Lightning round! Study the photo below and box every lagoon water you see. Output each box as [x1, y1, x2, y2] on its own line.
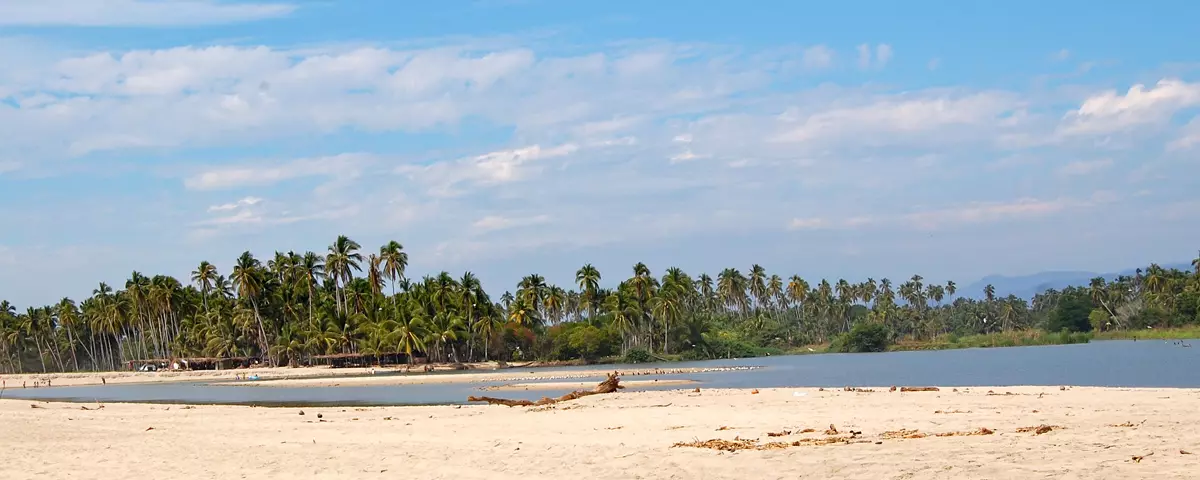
[5, 340, 1198, 406]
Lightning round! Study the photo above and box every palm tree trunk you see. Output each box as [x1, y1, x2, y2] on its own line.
[65, 324, 80, 371]
[33, 334, 48, 373]
[250, 298, 271, 366]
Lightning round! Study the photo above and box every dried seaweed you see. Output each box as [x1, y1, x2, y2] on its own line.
[1016, 425, 1062, 435]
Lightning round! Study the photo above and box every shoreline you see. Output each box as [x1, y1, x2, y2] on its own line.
[0, 364, 758, 390]
[4, 386, 1198, 479]
[3, 332, 1196, 389]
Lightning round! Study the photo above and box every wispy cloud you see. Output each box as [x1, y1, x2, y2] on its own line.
[184, 154, 372, 190]
[787, 194, 1116, 231]
[207, 196, 263, 212]
[1058, 158, 1113, 176]
[0, 0, 296, 27]
[396, 143, 582, 197]
[472, 214, 551, 232]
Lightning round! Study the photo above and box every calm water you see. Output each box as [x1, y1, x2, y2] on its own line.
[5, 340, 1198, 406]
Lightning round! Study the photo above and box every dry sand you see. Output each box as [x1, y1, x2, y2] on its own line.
[3, 386, 1199, 479]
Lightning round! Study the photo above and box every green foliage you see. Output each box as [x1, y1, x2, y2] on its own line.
[546, 323, 617, 361]
[623, 348, 652, 364]
[1089, 309, 1111, 332]
[2, 235, 1198, 375]
[830, 322, 891, 353]
[1045, 288, 1093, 333]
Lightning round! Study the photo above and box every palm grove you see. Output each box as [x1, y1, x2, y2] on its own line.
[2, 237, 1199, 374]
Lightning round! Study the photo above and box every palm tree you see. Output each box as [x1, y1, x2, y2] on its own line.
[747, 264, 768, 312]
[191, 261, 218, 313]
[299, 252, 325, 328]
[326, 235, 363, 315]
[379, 241, 409, 302]
[717, 268, 747, 314]
[231, 251, 270, 364]
[575, 264, 601, 318]
[366, 254, 385, 298]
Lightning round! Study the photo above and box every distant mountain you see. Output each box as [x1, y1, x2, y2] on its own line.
[962, 262, 1191, 300]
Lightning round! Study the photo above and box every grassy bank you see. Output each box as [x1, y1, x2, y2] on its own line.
[1092, 326, 1200, 341]
[888, 330, 1092, 352]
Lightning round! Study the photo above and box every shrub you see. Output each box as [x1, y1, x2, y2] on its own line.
[831, 323, 891, 353]
[1045, 288, 1093, 333]
[624, 348, 652, 364]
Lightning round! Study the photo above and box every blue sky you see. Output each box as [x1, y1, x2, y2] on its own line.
[2, 0, 1199, 308]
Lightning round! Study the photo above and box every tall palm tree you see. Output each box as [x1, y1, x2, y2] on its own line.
[575, 264, 602, 318]
[747, 264, 768, 311]
[299, 252, 325, 328]
[191, 261, 218, 313]
[325, 235, 363, 315]
[231, 251, 270, 364]
[366, 254, 385, 298]
[717, 268, 748, 314]
[379, 241, 409, 302]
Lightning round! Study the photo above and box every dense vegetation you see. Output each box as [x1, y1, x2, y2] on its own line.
[1, 237, 1198, 374]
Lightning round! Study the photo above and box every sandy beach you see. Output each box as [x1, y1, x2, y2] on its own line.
[2, 385, 1198, 479]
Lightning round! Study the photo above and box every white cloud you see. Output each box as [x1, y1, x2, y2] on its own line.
[788, 217, 828, 230]
[856, 44, 871, 69]
[1, 43, 779, 161]
[184, 154, 371, 190]
[669, 150, 707, 163]
[772, 92, 1020, 144]
[1168, 117, 1200, 150]
[855, 43, 891, 69]
[397, 143, 584, 197]
[1053, 49, 1071, 61]
[0, 0, 295, 26]
[927, 58, 941, 71]
[1058, 158, 1113, 176]
[1059, 78, 1200, 136]
[207, 196, 263, 212]
[876, 44, 893, 67]
[472, 214, 551, 232]
[802, 45, 835, 70]
[786, 194, 1114, 231]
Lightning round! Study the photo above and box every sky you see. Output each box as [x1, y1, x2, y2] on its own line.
[1, 0, 1199, 308]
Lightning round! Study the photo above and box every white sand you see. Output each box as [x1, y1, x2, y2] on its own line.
[3, 386, 1198, 479]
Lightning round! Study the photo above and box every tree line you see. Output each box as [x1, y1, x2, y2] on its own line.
[2, 237, 1198, 373]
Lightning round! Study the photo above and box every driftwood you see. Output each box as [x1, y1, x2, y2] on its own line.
[467, 372, 624, 407]
[899, 386, 940, 392]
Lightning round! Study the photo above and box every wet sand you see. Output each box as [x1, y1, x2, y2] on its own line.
[2, 386, 1198, 479]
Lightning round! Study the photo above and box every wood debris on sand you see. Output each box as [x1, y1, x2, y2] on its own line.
[467, 372, 624, 407]
[1016, 425, 1063, 435]
[899, 386, 940, 392]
